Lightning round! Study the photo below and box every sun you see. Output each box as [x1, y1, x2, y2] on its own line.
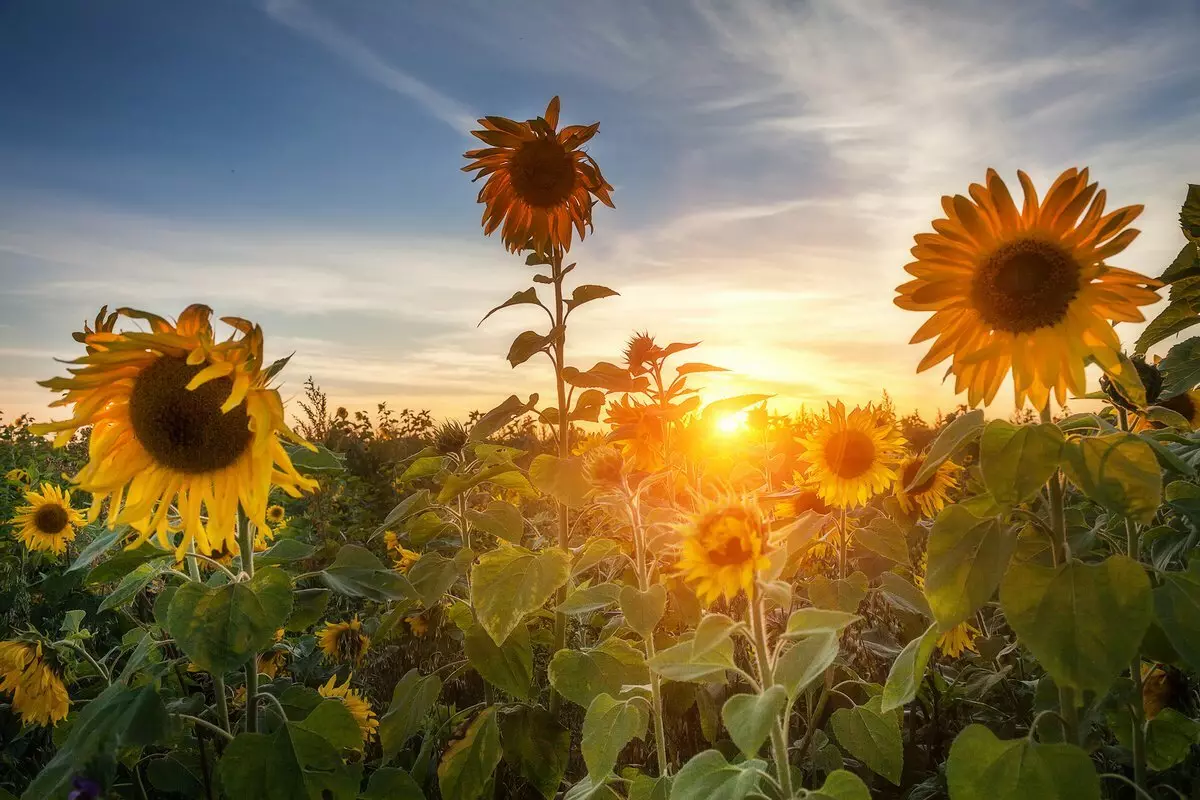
[715, 411, 748, 435]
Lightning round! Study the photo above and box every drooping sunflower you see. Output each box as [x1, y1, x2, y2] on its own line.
[392, 547, 420, 574]
[265, 504, 287, 527]
[29, 305, 319, 558]
[775, 483, 831, 518]
[676, 498, 772, 605]
[12, 483, 84, 555]
[936, 621, 981, 659]
[800, 402, 906, 508]
[256, 628, 287, 679]
[462, 96, 614, 254]
[0, 640, 70, 726]
[1157, 391, 1200, 428]
[893, 456, 958, 519]
[318, 618, 370, 666]
[318, 673, 379, 744]
[5, 467, 31, 484]
[896, 167, 1161, 409]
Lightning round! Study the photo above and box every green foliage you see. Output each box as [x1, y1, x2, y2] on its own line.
[830, 696, 902, 785]
[471, 544, 570, 645]
[925, 504, 1015, 628]
[437, 708, 503, 800]
[946, 724, 1099, 800]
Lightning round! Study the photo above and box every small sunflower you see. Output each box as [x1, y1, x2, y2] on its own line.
[12, 483, 84, 555]
[5, 467, 31, 484]
[800, 402, 906, 508]
[583, 445, 627, 491]
[676, 499, 772, 605]
[1157, 391, 1200, 428]
[462, 96, 614, 254]
[431, 421, 469, 457]
[604, 396, 665, 472]
[318, 618, 370, 666]
[775, 484, 830, 518]
[896, 168, 1161, 409]
[318, 673, 378, 744]
[393, 547, 421, 574]
[30, 305, 318, 558]
[893, 456, 958, 518]
[406, 614, 430, 638]
[265, 504, 287, 527]
[936, 621, 981, 659]
[572, 431, 608, 456]
[0, 640, 70, 726]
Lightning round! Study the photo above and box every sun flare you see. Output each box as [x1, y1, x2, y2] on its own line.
[715, 411, 748, 435]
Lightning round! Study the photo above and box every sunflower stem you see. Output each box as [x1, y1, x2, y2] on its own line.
[1117, 407, 1149, 791]
[1040, 404, 1079, 743]
[838, 507, 848, 580]
[626, 481, 669, 775]
[237, 512, 259, 734]
[749, 587, 794, 798]
[187, 543, 233, 735]
[548, 245, 572, 718]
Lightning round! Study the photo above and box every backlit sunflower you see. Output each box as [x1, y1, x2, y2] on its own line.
[800, 402, 906, 508]
[774, 484, 830, 518]
[30, 305, 318, 558]
[676, 498, 771, 605]
[462, 96, 614, 254]
[572, 431, 608, 456]
[0, 640, 70, 726]
[896, 168, 1161, 409]
[318, 618, 370, 666]
[265, 504, 287, 527]
[5, 467, 31, 484]
[893, 456, 958, 518]
[393, 547, 420, 574]
[604, 396, 666, 472]
[1157, 391, 1200, 428]
[12, 483, 84, 555]
[318, 674, 378, 744]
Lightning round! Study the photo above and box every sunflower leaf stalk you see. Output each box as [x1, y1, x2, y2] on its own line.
[748, 585, 795, 799]
[1116, 406, 1148, 792]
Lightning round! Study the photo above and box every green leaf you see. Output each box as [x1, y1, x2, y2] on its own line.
[466, 501, 524, 543]
[809, 770, 871, 800]
[256, 537, 316, 566]
[776, 631, 839, 700]
[408, 552, 463, 608]
[438, 707, 503, 800]
[379, 490, 433, 531]
[1158, 241, 1200, 283]
[168, 566, 293, 674]
[219, 718, 361, 800]
[721, 686, 787, 758]
[469, 394, 539, 441]
[566, 284, 619, 314]
[571, 538, 622, 578]
[675, 362, 728, 376]
[1100, 350, 1149, 409]
[570, 389, 607, 423]
[286, 588, 330, 632]
[1001, 555, 1152, 693]
[881, 623, 939, 713]
[1153, 560, 1200, 672]
[946, 723, 1100, 800]
[878, 572, 933, 618]
[362, 768, 426, 800]
[907, 409, 985, 489]
[438, 463, 521, 505]
[465, 622, 533, 700]
[853, 516, 910, 565]
[320, 544, 416, 603]
[85, 542, 169, 585]
[1144, 708, 1200, 771]
[380, 668, 443, 763]
[401, 455, 446, 483]
[472, 544, 570, 645]
[925, 504, 1015, 628]
[620, 584, 667, 639]
[295, 699, 363, 752]
[702, 393, 773, 419]
[808, 571, 868, 613]
[564, 776, 623, 800]
[67, 528, 124, 572]
[668, 750, 764, 800]
[287, 442, 345, 476]
[979, 421, 1065, 505]
[404, 510, 455, 547]
[557, 583, 622, 616]
[692, 613, 739, 657]
[529, 454, 590, 507]
[1159, 337, 1200, 397]
[1181, 184, 1200, 242]
[99, 561, 164, 612]
[647, 637, 736, 682]
[830, 697, 902, 785]
[499, 705, 570, 800]
[784, 608, 860, 637]
[479, 288, 543, 326]
[582, 693, 649, 780]
[1062, 433, 1163, 524]
[548, 637, 648, 708]
[1136, 301, 1200, 355]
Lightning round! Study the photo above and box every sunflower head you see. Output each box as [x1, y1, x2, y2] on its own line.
[318, 618, 370, 666]
[936, 621, 980, 659]
[432, 421, 469, 457]
[584, 445, 627, 491]
[393, 547, 421, 574]
[571, 431, 608, 456]
[799, 402, 906, 508]
[1158, 391, 1200, 428]
[265, 504, 287, 527]
[0, 639, 70, 726]
[406, 614, 430, 638]
[624, 332, 660, 376]
[12, 483, 84, 556]
[462, 96, 614, 254]
[676, 498, 771, 605]
[896, 168, 1161, 409]
[894, 456, 958, 518]
[318, 673, 378, 744]
[29, 305, 318, 558]
[776, 484, 830, 518]
[1099, 356, 1163, 412]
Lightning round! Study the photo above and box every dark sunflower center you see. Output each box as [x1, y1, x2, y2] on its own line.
[793, 491, 829, 516]
[1160, 393, 1197, 424]
[971, 238, 1082, 334]
[33, 504, 69, 534]
[710, 532, 752, 566]
[129, 355, 253, 475]
[338, 631, 364, 660]
[901, 459, 937, 495]
[825, 430, 876, 479]
[510, 137, 576, 208]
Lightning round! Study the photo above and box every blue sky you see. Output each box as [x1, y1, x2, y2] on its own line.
[2, 0, 1198, 424]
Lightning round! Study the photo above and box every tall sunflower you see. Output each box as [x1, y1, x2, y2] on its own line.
[896, 168, 1161, 409]
[462, 96, 614, 254]
[0, 640, 70, 726]
[676, 498, 771, 605]
[12, 483, 84, 555]
[893, 456, 958, 518]
[318, 618, 370, 666]
[800, 402, 906, 508]
[318, 674, 378, 744]
[29, 305, 318, 558]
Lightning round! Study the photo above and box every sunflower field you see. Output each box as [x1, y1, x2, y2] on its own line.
[3, 96, 1200, 800]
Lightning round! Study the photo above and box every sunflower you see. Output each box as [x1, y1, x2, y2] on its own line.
[775, 484, 830, 518]
[676, 499, 772, 605]
[393, 547, 420, 574]
[318, 674, 378, 744]
[5, 467, 31, 484]
[406, 614, 430, 638]
[382, 530, 401, 555]
[0, 640, 70, 726]
[604, 396, 666, 472]
[572, 431, 608, 456]
[1157, 391, 1200, 428]
[29, 305, 319, 558]
[265, 504, 287, 527]
[895, 168, 1161, 409]
[799, 402, 906, 508]
[893, 456, 958, 518]
[462, 96, 614, 255]
[936, 621, 981, 659]
[257, 629, 288, 679]
[318, 618, 370, 666]
[12, 483, 84, 555]
[583, 445, 627, 490]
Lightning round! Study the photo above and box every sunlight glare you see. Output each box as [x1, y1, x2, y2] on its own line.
[715, 410, 748, 435]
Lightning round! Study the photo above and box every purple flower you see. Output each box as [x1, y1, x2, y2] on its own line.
[68, 776, 102, 800]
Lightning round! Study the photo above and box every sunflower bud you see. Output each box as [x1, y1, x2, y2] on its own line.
[432, 421, 469, 456]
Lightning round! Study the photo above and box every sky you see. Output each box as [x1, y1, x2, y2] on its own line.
[2, 0, 1199, 427]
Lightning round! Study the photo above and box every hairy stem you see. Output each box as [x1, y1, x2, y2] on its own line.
[628, 486, 669, 774]
[548, 245, 571, 717]
[749, 589, 794, 798]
